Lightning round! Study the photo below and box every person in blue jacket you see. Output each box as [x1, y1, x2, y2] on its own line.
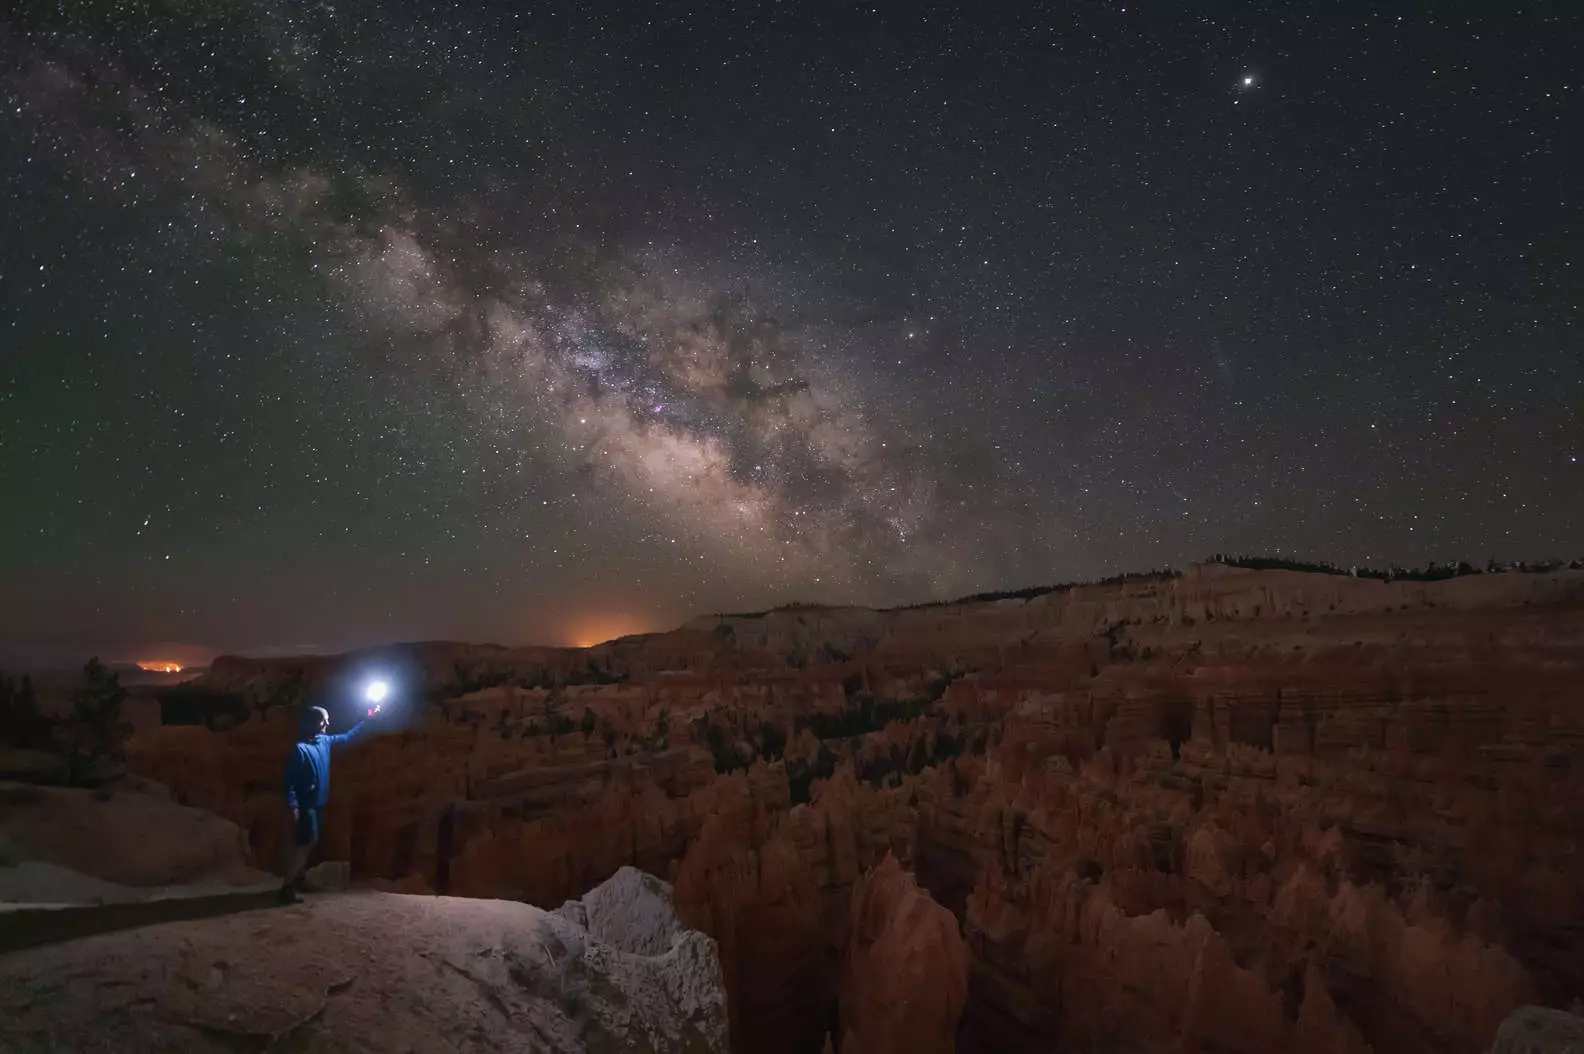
[279, 702, 379, 903]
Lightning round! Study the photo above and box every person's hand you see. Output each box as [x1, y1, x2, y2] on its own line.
[290, 806, 299, 821]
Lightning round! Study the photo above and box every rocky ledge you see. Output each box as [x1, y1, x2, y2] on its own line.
[0, 865, 729, 1054]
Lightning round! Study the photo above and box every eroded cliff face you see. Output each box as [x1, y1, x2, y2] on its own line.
[125, 566, 1584, 1053]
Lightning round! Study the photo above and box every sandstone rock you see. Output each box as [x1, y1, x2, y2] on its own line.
[0, 860, 171, 905]
[114, 568, 1584, 1054]
[838, 852, 968, 1054]
[1489, 1007, 1584, 1054]
[0, 779, 262, 887]
[0, 866, 728, 1054]
[303, 859, 352, 891]
[668, 763, 922, 1054]
[672, 774, 830, 1054]
[362, 872, 435, 895]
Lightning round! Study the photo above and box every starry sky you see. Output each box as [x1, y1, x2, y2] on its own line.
[1, 2, 1579, 665]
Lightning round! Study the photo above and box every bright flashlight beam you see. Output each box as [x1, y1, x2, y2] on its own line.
[364, 680, 390, 704]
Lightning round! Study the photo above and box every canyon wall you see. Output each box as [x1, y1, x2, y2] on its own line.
[125, 566, 1584, 1052]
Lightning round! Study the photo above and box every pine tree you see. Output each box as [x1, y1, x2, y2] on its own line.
[0, 671, 49, 750]
[62, 657, 131, 786]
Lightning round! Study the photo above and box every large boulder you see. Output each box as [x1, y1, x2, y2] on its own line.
[0, 866, 729, 1054]
[0, 779, 262, 888]
[1489, 1007, 1584, 1054]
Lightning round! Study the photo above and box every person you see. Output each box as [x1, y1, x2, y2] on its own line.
[279, 702, 378, 903]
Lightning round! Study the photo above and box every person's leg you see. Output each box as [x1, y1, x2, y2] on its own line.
[279, 808, 319, 901]
[285, 842, 312, 883]
[279, 809, 299, 879]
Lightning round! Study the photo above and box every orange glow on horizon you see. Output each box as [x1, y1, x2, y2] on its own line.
[563, 616, 658, 649]
[137, 660, 184, 673]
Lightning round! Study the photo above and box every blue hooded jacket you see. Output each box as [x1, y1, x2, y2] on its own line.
[283, 721, 371, 809]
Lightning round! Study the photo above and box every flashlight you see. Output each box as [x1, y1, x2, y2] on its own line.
[364, 679, 389, 717]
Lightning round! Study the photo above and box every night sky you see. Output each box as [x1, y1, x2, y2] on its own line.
[2, 3, 1579, 665]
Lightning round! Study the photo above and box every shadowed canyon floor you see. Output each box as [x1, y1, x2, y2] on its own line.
[105, 565, 1584, 1053]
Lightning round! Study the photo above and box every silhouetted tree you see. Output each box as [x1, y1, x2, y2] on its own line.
[791, 696, 932, 740]
[756, 721, 786, 761]
[1209, 553, 1492, 582]
[541, 699, 577, 739]
[0, 671, 49, 749]
[61, 657, 131, 785]
[787, 740, 839, 805]
[931, 730, 962, 765]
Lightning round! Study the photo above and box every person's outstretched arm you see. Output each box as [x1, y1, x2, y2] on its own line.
[323, 719, 373, 751]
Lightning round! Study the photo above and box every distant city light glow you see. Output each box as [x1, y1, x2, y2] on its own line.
[137, 660, 184, 673]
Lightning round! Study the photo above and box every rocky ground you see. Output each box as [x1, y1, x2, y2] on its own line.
[0, 866, 728, 1054]
[105, 564, 1584, 1052]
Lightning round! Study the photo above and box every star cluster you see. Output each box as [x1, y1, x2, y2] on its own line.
[1, 3, 1578, 662]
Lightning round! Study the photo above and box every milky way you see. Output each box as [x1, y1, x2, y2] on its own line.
[1, 4, 1578, 662]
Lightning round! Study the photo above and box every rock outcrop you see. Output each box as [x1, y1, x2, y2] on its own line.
[837, 852, 968, 1054]
[1488, 1007, 1584, 1054]
[0, 866, 729, 1054]
[669, 765, 916, 1053]
[0, 777, 263, 889]
[115, 566, 1584, 1053]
